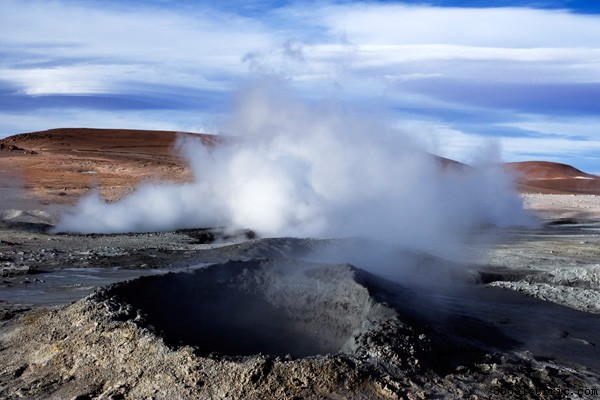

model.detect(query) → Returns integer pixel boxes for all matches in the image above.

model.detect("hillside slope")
[505,161,600,195]
[0,128,214,205]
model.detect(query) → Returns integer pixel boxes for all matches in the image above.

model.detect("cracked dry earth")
[1,215,600,398]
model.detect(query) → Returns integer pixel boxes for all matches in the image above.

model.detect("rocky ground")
[1,196,600,398]
[3,129,600,398]
[522,194,600,221]
[2,254,600,399]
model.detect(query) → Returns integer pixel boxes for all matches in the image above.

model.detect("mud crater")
[103,260,392,358]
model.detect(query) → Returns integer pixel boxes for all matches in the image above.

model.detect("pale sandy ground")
[480,194,600,314]
[521,193,600,221]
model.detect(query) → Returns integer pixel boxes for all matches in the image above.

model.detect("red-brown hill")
[505,161,600,194]
[0,128,215,205]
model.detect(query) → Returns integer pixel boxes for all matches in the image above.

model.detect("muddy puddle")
[403,279,600,370]
[0,264,208,306]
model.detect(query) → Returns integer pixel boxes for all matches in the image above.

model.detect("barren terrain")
[1,129,600,399]
[0,128,217,205]
[506,161,600,195]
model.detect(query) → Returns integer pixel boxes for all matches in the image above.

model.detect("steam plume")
[53,83,532,257]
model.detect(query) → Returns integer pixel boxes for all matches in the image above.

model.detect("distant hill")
[0,128,214,205]
[505,161,600,194]
[0,127,216,153]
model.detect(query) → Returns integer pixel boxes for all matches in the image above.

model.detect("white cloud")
[501,136,600,158]
[3,2,600,95]
[0,108,220,137]
[395,120,490,163]
[0,0,272,95]
[319,5,600,48]
[1,65,137,95]
[501,115,600,138]
[395,116,600,168]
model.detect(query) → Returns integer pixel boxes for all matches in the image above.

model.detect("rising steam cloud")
[53,83,532,256]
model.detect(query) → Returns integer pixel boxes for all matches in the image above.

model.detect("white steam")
[53,84,532,257]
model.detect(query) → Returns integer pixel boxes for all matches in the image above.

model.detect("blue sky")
[1,1,600,173]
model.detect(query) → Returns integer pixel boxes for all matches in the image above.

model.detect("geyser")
[103,260,396,358]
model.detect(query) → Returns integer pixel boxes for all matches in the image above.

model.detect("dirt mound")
[505,161,600,194]
[0,209,56,225]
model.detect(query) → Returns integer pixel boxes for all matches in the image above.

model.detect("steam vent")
[105,260,395,358]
